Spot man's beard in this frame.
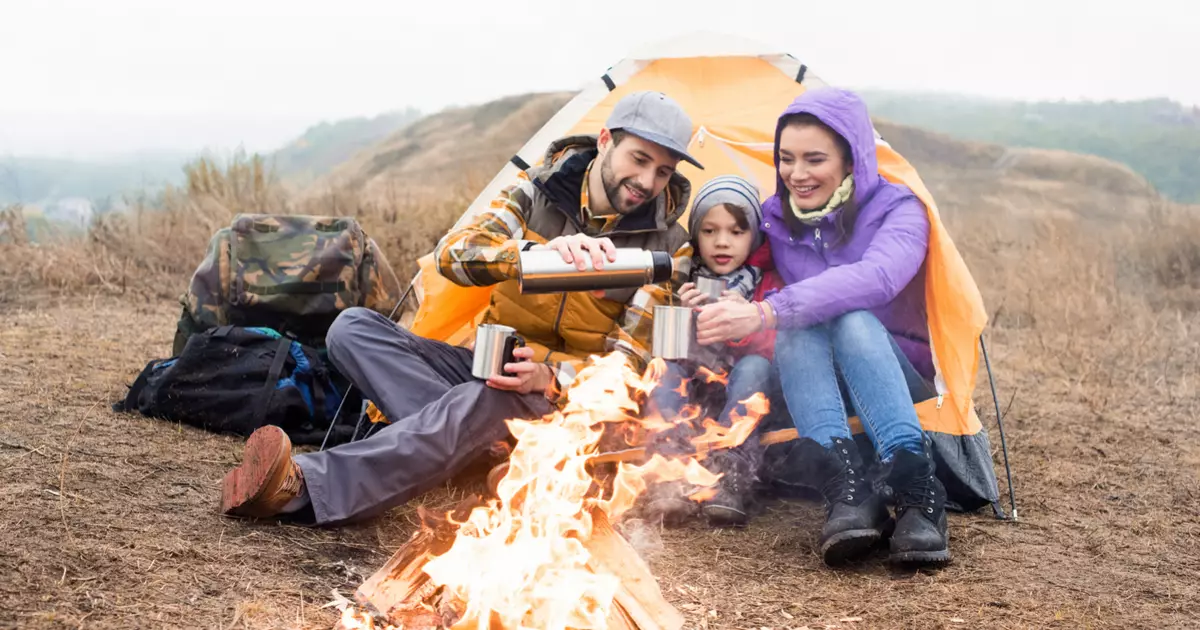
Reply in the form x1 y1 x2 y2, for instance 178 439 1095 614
600 152 653 215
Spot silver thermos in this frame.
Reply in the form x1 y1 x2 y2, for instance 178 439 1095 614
517 247 674 294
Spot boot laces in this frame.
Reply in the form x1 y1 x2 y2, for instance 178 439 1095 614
821 444 865 506
896 473 939 516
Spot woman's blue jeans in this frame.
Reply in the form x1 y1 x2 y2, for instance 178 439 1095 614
774 310 931 462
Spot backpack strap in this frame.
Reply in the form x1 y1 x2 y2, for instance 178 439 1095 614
254 336 294 425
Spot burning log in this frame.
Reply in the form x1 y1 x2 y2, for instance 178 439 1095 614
588 426 800 465
582 509 684 630
354 506 683 630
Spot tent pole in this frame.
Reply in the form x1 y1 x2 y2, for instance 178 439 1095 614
981 333 1017 521
320 282 416 451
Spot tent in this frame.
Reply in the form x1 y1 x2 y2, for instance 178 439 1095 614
393 33 1012 515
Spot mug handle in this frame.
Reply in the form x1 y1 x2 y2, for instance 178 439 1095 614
501 335 526 377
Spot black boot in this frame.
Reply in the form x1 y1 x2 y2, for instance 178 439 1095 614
791 437 893 565
887 448 951 565
700 451 752 528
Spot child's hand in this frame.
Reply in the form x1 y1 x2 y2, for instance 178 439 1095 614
718 290 748 304
678 282 712 308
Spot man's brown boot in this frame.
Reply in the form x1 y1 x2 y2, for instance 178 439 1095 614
220 426 304 518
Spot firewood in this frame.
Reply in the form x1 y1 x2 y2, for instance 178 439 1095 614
355 501 474 623
588 427 799 465
583 509 685 630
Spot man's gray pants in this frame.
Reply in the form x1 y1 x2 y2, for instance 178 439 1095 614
293 307 553 525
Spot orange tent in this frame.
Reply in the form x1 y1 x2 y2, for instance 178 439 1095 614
396 33 1004 513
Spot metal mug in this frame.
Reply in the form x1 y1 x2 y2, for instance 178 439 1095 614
472 324 526 379
694 276 727 302
652 305 693 360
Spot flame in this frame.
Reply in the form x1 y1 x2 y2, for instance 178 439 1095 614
689 393 770 450
695 365 728 385
336 604 400 630
420 352 717 630
392 351 768 630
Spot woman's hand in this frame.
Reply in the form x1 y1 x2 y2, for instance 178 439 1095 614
487 346 553 394
677 282 713 308
718 289 748 304
695 300 762 345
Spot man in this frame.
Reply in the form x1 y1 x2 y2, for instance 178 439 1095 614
219 91 701 525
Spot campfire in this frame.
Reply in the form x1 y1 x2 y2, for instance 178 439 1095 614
335 352 770 630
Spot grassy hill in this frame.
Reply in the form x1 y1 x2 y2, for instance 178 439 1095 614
861 91 1200 203
267 107 423 185
303 92 574 205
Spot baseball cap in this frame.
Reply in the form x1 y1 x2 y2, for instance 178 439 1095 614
605 91 704 170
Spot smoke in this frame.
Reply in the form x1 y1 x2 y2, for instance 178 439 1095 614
614 517 665 563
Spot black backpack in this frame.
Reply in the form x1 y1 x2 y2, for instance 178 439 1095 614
114 326 360 445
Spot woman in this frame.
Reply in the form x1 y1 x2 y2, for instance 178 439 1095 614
694 87 948 567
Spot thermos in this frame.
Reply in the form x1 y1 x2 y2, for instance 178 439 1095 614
472 324 525 379
518 248 674 294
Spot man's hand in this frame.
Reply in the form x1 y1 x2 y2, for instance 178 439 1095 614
695 300 763 345
486 346 553 394
544 234 618 271
677 281 714 308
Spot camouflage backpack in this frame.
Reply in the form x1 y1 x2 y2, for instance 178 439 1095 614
174 214 405 355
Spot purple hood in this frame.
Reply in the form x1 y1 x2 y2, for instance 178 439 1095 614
761 88 934 378
770 87 882 211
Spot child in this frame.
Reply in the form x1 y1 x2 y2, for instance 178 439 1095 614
643 175 777 528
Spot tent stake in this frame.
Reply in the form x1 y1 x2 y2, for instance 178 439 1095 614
981 333 1017 521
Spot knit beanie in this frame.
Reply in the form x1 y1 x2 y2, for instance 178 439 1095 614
687 175 765 249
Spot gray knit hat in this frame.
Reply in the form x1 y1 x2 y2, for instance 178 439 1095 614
687 175 765 249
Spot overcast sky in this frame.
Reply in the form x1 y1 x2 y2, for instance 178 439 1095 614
2 0 1196 159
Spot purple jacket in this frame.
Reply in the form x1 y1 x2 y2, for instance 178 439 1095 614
762 88 934 379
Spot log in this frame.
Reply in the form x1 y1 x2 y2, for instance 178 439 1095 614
583 509 685 630
355 503 471 626
355 501 686 630
588 427 799 465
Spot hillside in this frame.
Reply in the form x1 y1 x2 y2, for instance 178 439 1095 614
303 92 574 204
268 108 423 185
861 90 1200 203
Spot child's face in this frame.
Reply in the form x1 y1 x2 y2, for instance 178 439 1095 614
696 204 753 276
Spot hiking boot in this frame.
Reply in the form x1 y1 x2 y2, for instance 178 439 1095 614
700 485 748 528
887 448 951 565
700 452 752 528
643 480 698 526
791 437 893 565
220 426 304 518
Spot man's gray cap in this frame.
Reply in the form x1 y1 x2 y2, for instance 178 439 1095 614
605 91 704 169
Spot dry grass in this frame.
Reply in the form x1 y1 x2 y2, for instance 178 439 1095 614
0 153 478 306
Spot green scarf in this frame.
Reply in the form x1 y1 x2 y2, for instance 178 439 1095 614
788 174 854 226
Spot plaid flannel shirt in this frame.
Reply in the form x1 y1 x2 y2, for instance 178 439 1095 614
433 166 692 385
